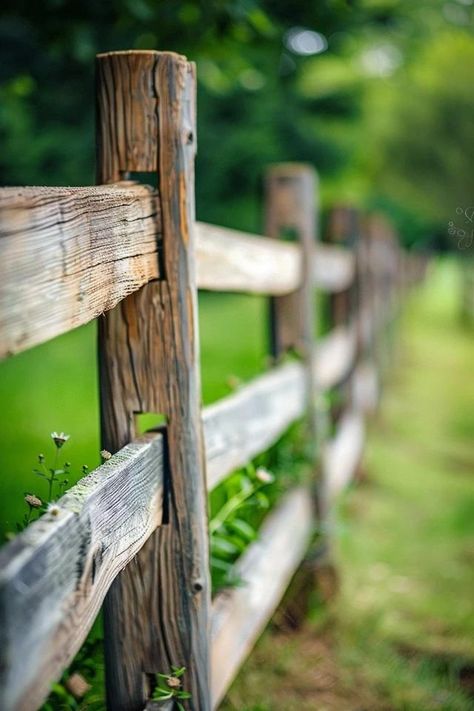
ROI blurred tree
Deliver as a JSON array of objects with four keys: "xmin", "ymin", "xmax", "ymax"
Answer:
[
  {"xmin": 365, "ymin": 30, "xmax": 474, "ymax": 249},
  {"xmin": 0, "ymin": 0, "xmax": 472, "ymax": 247}
]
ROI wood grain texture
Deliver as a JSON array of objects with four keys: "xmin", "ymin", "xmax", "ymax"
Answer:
[
  {"xmin": 0, "ymin": 183, "xmax": 160, "ymax": 359},
  {"xmin": 203, "ymin": 361, "xmax": 306, "ymax": 490},
  {"xmin": 96, "ymin": 51, "xmax": 160, "ymax": 179},
  {"xmin": 210, "ymin": 487, "xmax": 313, "ymax": 708},
  {"xmin": 97, "ymin": 51, "xmax": 211, "ymax": 711},
  {"xmin": 0, "ymin": 434, "xmax": 164, "ymax": 711},
  {"xmin": 323, "ymin": 409, "xmax": 365, "ymax": 501}
]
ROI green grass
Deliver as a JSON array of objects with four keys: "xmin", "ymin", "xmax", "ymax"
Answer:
[{"xmin": 220, "ymin": 258, "xmax": 474, "ymax": 710}]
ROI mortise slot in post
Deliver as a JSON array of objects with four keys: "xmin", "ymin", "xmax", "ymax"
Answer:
[
  {"xmin": 120, "ymin": 171, "xmax": 159, "ymax": 187},
  {"xmin": 135, "ymin": 412, "xmax": 167, "ymax": 435}
]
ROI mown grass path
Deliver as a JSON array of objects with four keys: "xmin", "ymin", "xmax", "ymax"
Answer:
[{"xmin": 222, "ymin": 259, "xmax": 474, "ymax": 710}]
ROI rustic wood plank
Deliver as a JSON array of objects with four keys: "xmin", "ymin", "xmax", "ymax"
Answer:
[
  {"xmin": 313, "ymin": 243, "xmax": 355, "ymax": 292},
  {"xmin": 203, "ymin": 361, "xmax": 306, "ymax": 490},
  {"xmin": 314, "ymin": 324, "xmax": 357, "ymax": 390},
  {"xmin": 196, "ymin": 221, "xmax": 354, "ymax": 295},
  {"xmin": 323, "ymin": 409, "xmax": 365, "ymax": 501},
  {"xmin": 0, "ymin": 434, "xmax": 164, "ymax": 711},
  {"xmin": 97, "ymin": 51, "xmax": 211, "ymax": 710},
  {"xmin": 195, "ymin": 221, "xmax": 301, "ymax": 295},
  {"xmin": 0, "ymin": 183, "xmax": 160, "ymax": 359},
  {"xmin": 210, "ymin": 487, "xmax": 313, "ymax": 708}
]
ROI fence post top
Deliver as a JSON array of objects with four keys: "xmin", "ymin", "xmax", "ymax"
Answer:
[
  {"xmin": 96, "ymin": 49, "xmax": 189, "ymax": 63},
  {"xmin": 266, "ymin": 162, "xmax": 317, "ymax": 179}
]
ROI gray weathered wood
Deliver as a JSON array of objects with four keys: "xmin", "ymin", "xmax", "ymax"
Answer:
[
  {"xmin": 323, "ymin": 409, "xmax": 365, "ymax": 501},
  {"xmin": 195, "ymin": 221, "xmax": 301, "ymax": 295},
  {"xmin": 210, "ymin": 487, "xmax": 313, "ymax": 708},
  {"xmin": 314, "ymin": 324, "xmax": 357, "ymax": 390},
  {"xmin": 0, "ymin": 434, "xmax": 164, "ymax": 711},
  {"xmin": 97, "ymin": 50, "xmax": 211, "ymax": 710},
  {"xmin": 203, "ymin": 361, "xmax": 306, "ymax": 490},
  {"xmin": 0, "ymin": 184, "xmax": 160, "ymax": 359},
  {"xmin": 196, "ymin": 221, "xmax": 354, "ymax": 295}
]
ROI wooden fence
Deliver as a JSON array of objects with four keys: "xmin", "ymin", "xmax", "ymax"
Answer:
[{"xmin": 0, "ymin": 50, "xmax": 426, "ymax": 711}]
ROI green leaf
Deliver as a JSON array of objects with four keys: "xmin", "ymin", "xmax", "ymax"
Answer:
[
  {"xmin": 211, "ymin": 536, "xmax": 240, "ymax": 557},
  {"xmin": 227, "ymin": 518, "xmax": 257, "ymax": 542},
  {"xmin": 171, "ymin": 666, "xmax": 186, "ymax": 677},
  {"xmin": 210, "ymin": 556, "xmax": 233, "ymax": 572}
]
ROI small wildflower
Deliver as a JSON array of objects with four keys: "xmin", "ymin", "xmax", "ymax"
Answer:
[
  {"xmin": 25, "ymin": 494, "xmax": 42, "ymax": 509},
  {"xmin": 47, "ymin": 502, "xmax": 61, "ymax": 517},
  {"xmin": 65, "ymin": 673, "xmax": 91, "ymax": 699},
  {"xmin": 166, "ymin": 676, "xmax": 181, "ymax": 689},
  {"xmin": 255, "ymin": 467, "xmax": 274, "ymax": 484},
  {"xmin": 51, "ymin": 432, "xmax": 70, "ymax": 449},
  {"xmin": 101, "ymin": 450, "xmax": 112, "ymax": 461}
]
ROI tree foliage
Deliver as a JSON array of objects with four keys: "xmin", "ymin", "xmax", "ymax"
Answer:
[{"xmin": 1, "ymin": 0, "xmax": 472, "ymax": 246}]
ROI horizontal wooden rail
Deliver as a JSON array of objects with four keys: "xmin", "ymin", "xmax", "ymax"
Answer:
[
  {"xmin": 323, "ymin": 409, "xmax": 365, "ymax": 501},
  {"xmin": 352, "ymin": 360, "xmax": 379, "ymax": 414},
  {"xmin": 210, "ymin": 486, "xmax": 313, "ymax": 708},
  {"xmin": 196, "ymin": 222, "xmax": 355, "ymax": 294},
  {"xmin": 314, "ymin": 323, "xmax": 357, "ymax": 390},
  {"xmin": 0, "ymin": 434, "xmax": 164, "ymax": 711},
  {"xmin": 204, "ymin": 361, "xmax": 305, "ymax": 490},
  {"xmin": 0, "ymin": 187, "xmax": 356, "ymax": 359},
  {"xmin": 0, "ymin": 184, "xmax": 161, "ymax": 359},
  {"xmin": 205, "ymin": 323, "xmax": 357, "ymax": 490},
  {"xmin": 195, "ymin": 221, "xmax": 301, "ymax": 295}
]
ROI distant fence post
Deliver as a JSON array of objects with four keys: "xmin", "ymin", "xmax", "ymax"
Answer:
[
  {"xmin": 96, "ymin": 51, "xmax": 210, "ymax": 710},
  {"xmin": 264, "ymin": 164, "xmax": 320, "ymax": 455},
  {"xmin": 325, "ymin": 206, "xmax": 359, "ymax": 422}
]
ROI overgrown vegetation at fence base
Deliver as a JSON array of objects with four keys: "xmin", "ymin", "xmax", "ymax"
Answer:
[{"xmin": 0, "ymin": 50, "xmax": 426, "ymax": 711}]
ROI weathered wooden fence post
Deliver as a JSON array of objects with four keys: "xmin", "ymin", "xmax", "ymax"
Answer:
[
  {"xmin": 265, "ymin": 164, "xmax": 320, "ymax": 457},
  {"xmin": 325, "ymin": 206, "xmax": 358, "ymax": 422},
  {"xmin": 96, "ymin": 51, "xmax": 210, "ymax": 710}
]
